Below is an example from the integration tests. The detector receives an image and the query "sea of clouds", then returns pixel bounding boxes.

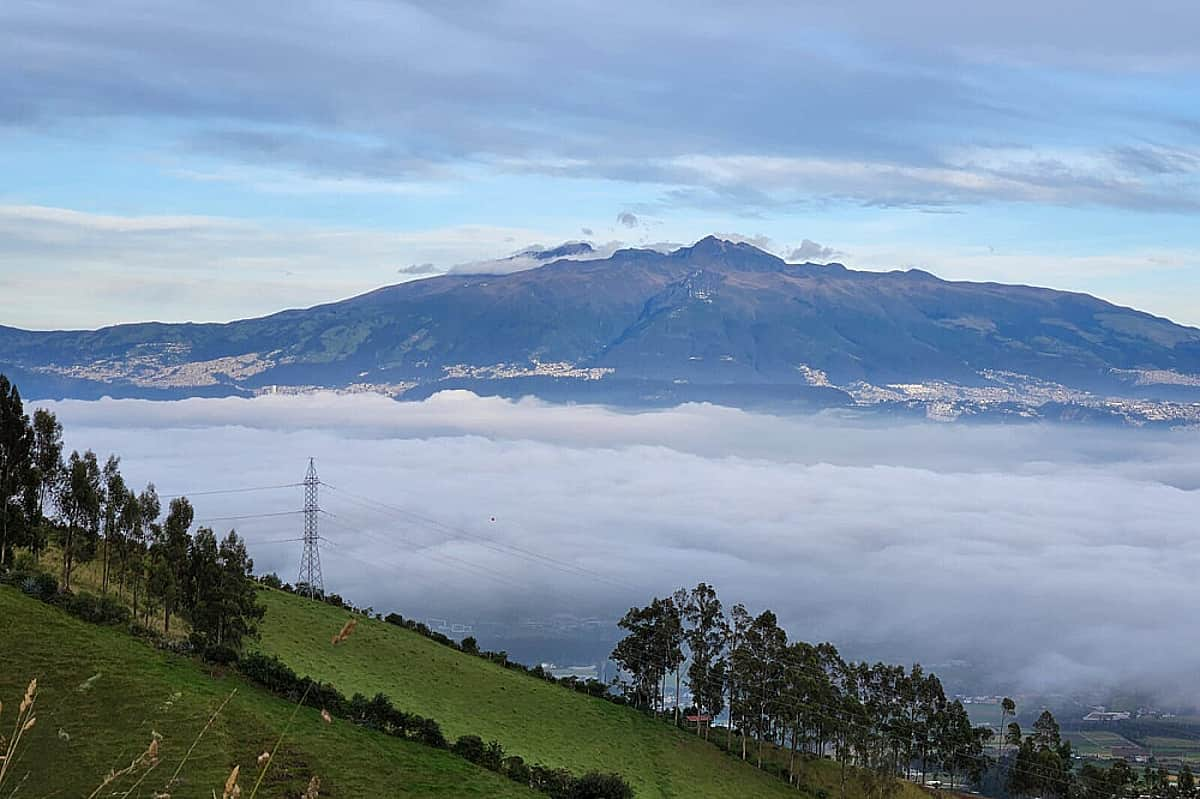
[35,391,1200,699]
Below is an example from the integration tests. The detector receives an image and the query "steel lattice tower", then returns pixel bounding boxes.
[297,458,323,598]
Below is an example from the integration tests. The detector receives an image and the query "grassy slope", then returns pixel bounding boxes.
[255,588,928,799]
[0,586,540,799]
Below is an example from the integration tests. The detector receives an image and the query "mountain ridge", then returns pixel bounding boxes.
[4,237,1200,424]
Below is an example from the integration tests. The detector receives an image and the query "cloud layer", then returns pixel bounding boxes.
[4,1,1199,211]
[35,391,1200,699]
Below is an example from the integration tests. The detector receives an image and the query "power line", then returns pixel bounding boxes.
[160,482,302,499]
[195,510,304,524]
[317,511,528,591]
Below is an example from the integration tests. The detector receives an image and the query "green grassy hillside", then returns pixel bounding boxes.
[0,585,540,798]
[254,588,929,799]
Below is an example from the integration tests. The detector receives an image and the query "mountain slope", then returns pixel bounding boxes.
[251,587,927,799]
[0,586,541,798]
[4,237,1200,417]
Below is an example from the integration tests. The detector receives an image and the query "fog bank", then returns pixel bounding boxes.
[37,392,1200,699]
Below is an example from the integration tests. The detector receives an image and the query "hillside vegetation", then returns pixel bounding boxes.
[0,585,540,798]
[253,587,929,799]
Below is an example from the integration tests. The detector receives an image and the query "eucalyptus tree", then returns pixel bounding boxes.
[58,449,102,591]
[131,484,160,619]
[28,408,64,561]
[684,582,727,738]
[998,697,1016,760]
[100,455,126,594]
[611,599,669,710]
[725,602,751,754]
[735,610,786,768]
[655,594,685,717]
[150,496,193,633]
[0,375,32,567]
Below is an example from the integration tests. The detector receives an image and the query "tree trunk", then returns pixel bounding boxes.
[1,462,10,568]
[789,721,799,784]
[61,525,74,591]
[674,667,681,728]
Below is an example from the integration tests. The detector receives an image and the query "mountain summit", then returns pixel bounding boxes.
[3,238,1199,423]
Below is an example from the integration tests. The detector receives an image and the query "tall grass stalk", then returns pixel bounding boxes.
[246,682,314,799]
[155,688,238,796]
[0,679,37,790]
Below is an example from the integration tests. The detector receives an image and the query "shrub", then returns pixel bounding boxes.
[414,716,447,749]
[53,591,131,626]
[201,643,239,665]
[567,772,635,799]
[17,571,56,599]
[529,765,574,798]
[239,652,302,694]
[481,740,505,772]
[502,755,532,786]
[453,734,485,764]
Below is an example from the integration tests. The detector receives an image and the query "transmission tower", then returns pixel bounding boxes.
[297,458,324,598]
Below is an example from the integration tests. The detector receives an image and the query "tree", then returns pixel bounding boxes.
[1008,710,1071,799]
[150,496,193,633]
[735,610,786,767]
[998,697,1016,759]
[27,408,64,562]
[0,375,33,567]
[1180,764,1195,798]
[611,601,664,710]
[212,530,265,649]
[684,582,727,738]
[131,484,159,621]
[610,597,680,713]
[57,449,102,591]
[656,595,684,717]
[184,526,222,642]
[100,455,126,594]
[725,602,751,755]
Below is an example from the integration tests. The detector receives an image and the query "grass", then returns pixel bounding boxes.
[253,587,921,799]
[0,585,541,798]
[6,555,935,799]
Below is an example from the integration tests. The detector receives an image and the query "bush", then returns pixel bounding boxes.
[53,591,131,626]
[19,571,57,599]
[414,716,447,749]
[453,734,485,764]
[258,572,283,589]
[201,643,239,665]
[567,772,635,799]
[502,755,531,786]
[481,740,506,772]
[239,652,302,694]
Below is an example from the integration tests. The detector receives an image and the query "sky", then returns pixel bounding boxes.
[37,391,1200,700]
[2,0,1200,329]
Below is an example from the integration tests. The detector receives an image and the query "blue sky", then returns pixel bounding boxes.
[2,0,1199,329]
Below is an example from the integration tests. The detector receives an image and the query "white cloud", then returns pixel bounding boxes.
[0,204,558,329]
[34,391,1200,698]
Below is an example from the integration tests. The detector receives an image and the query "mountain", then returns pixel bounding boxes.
[4,236,1200,422]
